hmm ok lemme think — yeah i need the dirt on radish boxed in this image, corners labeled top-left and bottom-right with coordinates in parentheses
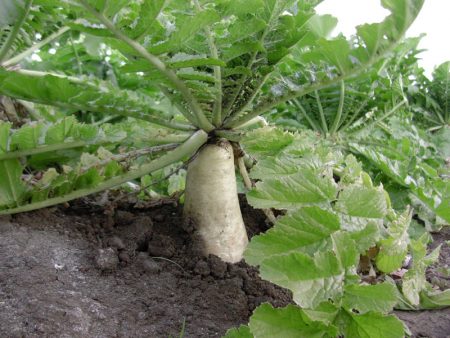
top-left (0, 197), bottom-right (449, 338)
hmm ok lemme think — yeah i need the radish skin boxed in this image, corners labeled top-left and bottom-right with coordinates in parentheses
top-left (184, 140), bottom-right (248, 263)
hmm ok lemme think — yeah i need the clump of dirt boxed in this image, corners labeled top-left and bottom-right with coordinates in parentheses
top-left (0, 197), bottom-right (290, 337)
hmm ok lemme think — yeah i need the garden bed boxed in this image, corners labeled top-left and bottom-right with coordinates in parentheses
top-left (0, 197), bottom-right (449, 337)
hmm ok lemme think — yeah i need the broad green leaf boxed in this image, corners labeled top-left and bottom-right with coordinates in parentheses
top-left (0, 159), bottom-right (26, 207)
top-left (376, 208), bottom-right (411, 273)
top-left (343, 283), bottom-right (397, 314)
top-left (402, 236), bottom-right (441, 306)
top-left (249, 155), bottom-right (305, 180)
top-left (10, 123), bottom-right (44, 150)
top-left (242, 127), bottom-right (295, 159)
top-left (249, 303), bottom-right (337, 338)
top-left (335, 185), bottom-right (388, 219)
top-left (302, 302), bottom-right (340, 326)
top-left (331, 231), bottom-right (359, 268)
top-left (260, 252), bottom-right (345, 308)
top-left (245, 206), bottom-right (340, 265)
top-left (348, 222), bottom-right (381, 253)
top-left (419, 289), bottom-right (450, 309)
top-left (223, 325), bottom-right (253, 338)
top-left (150, 9), bottom-right (221, 55)
top-left (247, 168), bottom-right (337, 210)
top-left (0, 122), bottom-right (26, 207)
top-left (338, 310), bottom-right (405, 338)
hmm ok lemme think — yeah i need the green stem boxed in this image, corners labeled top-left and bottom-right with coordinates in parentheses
top-left (0, 140), bottom-right (86, 160)
top-left (292, 99), bottom-right (321, 132)
top-left (2, 26), bottom-right (70, 67)
top-left (329, 80), bottom-right (345, 134)
top-left (314, 90), bottom-right (328, 134)
top-left (15, 68), bottom-right (86, 84)
top-left (193, 0), bottom-right (223, 127)
top-left (339, 91), bottom-right (373, 131)
top-left (234, 116), bottom-right (268, 130)
top-left (78, 0), bottom-right (214, 132)
top-left (70, 33), bottom-right (83, 75)
top-left (0, 130), bottom-right (208, 215)
top-left (0, 0), bottom-right (33, 63)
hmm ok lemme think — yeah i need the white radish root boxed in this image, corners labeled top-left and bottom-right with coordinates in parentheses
top-left (184, 139), bottom-right (248, 263)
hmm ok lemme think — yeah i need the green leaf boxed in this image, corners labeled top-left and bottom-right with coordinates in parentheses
top-left (260, 252), bottom-right (345, 308)
top-left (10, 123), bottom-right (44, 150)
top-left (335, 185), bottom-right (388, 219)
top-left (419, 289), bottom-right (450, 309)
top-left (245, 206), bottom-right (340, 265)
top-left (331, 231), bottom-right (359, 268)
top-left (242, 127), bottom-right (295, 159)
top-left (302, 302), bottom-right (340, 326)
top-left (401, 236), bottom-right (441, 306)
top-left (376, 208), bottom-right (411, 273)
top-left (247, 168), bottom-right (337, 210)
top-left (0, 122), bottom-right (26, 207)
top-left (343, 283), bottom-right (397, 314)
top-left (249, 303), bottom-right (337, 338)
top-left (150, 8), bottom-right (221, 55)
top-left (223, 325), bottom-right (253, 338)
top-left (0, 159), bottom-right (26, 207)
top-left (338, 310), bottom-right (405, 338)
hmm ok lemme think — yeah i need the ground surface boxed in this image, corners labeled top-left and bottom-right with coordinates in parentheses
top-left (0, 197), bottom-right (449, 338)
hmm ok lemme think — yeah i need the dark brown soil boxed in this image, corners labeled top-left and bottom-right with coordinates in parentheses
top-left (0, 197), bottom-right (289, 338)
top-left (0, 196), bottom-right (449, 338)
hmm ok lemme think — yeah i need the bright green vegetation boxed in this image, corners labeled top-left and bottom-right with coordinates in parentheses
top-left (0, 0), bottom-right (449, 336)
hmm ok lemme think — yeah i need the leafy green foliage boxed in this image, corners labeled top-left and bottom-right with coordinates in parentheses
top-left (225, 127), bottom-right (446, 337)
top-left (350, 116), bottom-right (450, 227)
top-left (0, 117), bottom-right (196, 212)
top-left (410, 61), bottom-right (450, 129)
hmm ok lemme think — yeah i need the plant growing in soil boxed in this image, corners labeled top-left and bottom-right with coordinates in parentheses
top-left (0, 0), bottom-right (425, 259)
top-left (2, 0), bottom-right (450, 336)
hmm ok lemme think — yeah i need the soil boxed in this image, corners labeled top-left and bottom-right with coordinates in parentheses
top-left (0, 196), bottom-right (290, 338)
top-left (0, 196), bottom-right (449, 338)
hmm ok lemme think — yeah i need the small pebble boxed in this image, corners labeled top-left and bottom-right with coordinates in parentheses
top-left (137, 253), bottom-right (161, 274)
top-left (118, 251), bottom-right (130, 263)
top-left (107, 236), bottom-right (125, 250)
top-left (95, 248), bottom-right (119, 271)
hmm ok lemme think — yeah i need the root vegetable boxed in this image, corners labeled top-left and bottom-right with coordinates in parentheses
top-left (184, 139), bottom-right (248, 263)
